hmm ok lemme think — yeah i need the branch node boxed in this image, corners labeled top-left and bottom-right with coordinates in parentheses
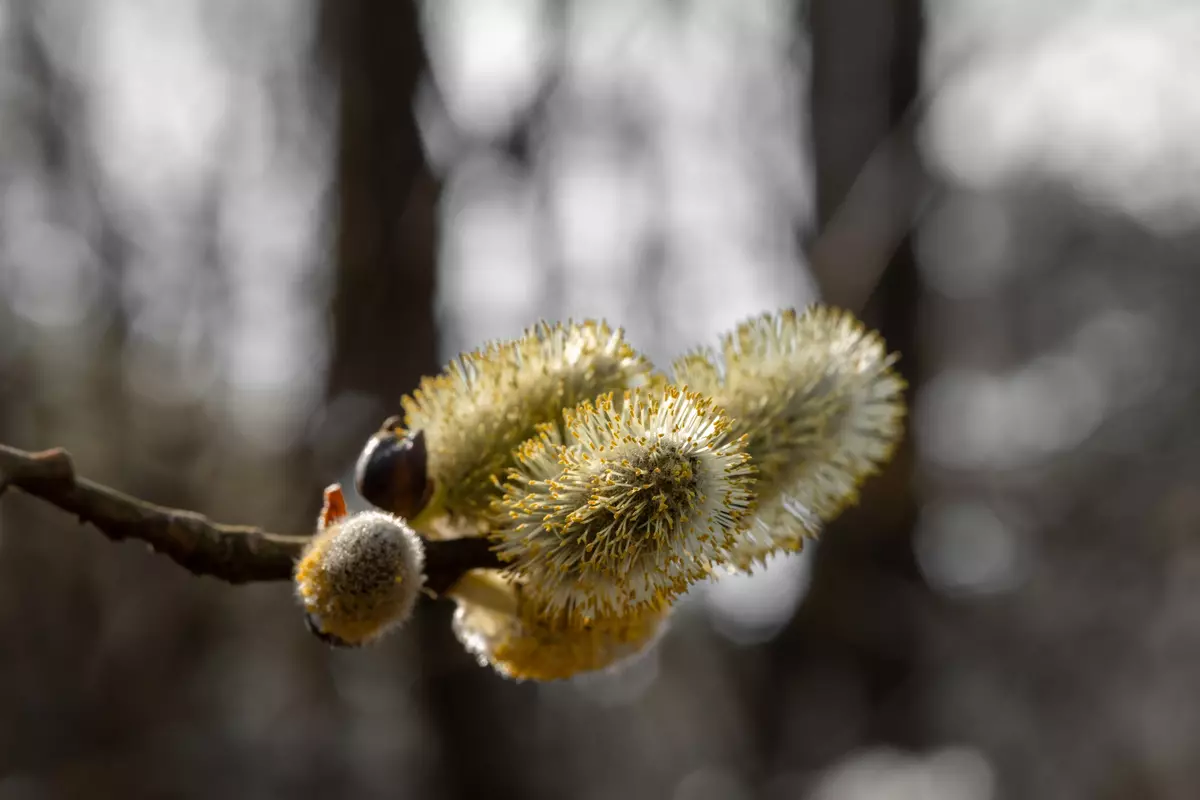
top-left (33, 447), bottom-right (76, 481)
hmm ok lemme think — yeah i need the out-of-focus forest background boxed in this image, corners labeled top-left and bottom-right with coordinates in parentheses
top-left (2, 1), bottom-right (1199, 798)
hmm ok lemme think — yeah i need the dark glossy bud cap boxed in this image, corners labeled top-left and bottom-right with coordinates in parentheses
top-left (354, 421), bottom-right (433, 520)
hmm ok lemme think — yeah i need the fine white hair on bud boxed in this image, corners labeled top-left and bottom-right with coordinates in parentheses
top-left (398, 320), bottom-right (652, 538)
top-left (492, 384), bottom-right (756, 622)
top-left (448, 572), bottom-right (669, 682)
top-left (294, 511), bottom-right (425, 647)
top-left (672, 306), bottom-right (906, 569)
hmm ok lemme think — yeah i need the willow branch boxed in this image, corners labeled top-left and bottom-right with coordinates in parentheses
top-left (0, 442), bottom-right (500, 594)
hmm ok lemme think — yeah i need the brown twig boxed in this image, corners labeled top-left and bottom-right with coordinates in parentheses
top-left (0, 442), bottom-right (500, 594)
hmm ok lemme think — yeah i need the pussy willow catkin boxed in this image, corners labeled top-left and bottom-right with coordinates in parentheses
top-left (294, 510), bottom-right (425, 646)
top-left (493, 385), bottom-right (756, 622)
top-left (672, 306), bottom-right (906, 568)
top-left (399, 320), bottom-right (652, 538)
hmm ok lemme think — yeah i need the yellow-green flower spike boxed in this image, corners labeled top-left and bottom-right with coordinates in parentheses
top-left (449, 571), bottom-right (669, 682)
top-left (399, 320), bottom-right (652, 538)
top-left (493, 385), bottom-right (756, 622)
top-left (672, 306), bottom-right (906, 568)
top-left (294, 511), bottom-right (425, 647)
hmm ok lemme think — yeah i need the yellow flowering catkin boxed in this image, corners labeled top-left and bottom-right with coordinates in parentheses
top-left (672, 306), bottom-right (906, 568)
top-left (493, 385), bottom-right (755, 622)
top-left (399, 320), bottom-right (651, 538)
top-left (449, 571), bottom-right (669, 682)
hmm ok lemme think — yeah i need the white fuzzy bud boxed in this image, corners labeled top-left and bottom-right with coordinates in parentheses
top-left (294, 511), bottom-right (425, 646)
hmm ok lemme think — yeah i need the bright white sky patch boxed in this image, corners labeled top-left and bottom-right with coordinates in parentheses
top-left (927, 4), bottom-right (1200, 232)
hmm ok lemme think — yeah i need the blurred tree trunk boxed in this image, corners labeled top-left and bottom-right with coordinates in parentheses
top-left (319, 0), bottom-right (439, 411)
top-left (757, 0), bottom-right (932, 774)
top-left (316, 3), bottom-right (529, 799)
